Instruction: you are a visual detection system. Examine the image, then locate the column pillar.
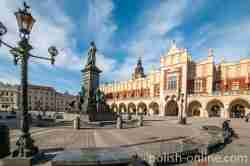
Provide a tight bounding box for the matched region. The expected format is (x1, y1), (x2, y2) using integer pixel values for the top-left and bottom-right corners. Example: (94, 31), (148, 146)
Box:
(203, 108), (209, 118)
(136, 107), (140, 116)
(160, 102), (164, 116)
(246, 108), (250, 115)
(149, 108), (153, 116)
(178, 100), (182, 120)
(159, 68), (167, 117)
(223, 104), (230, 119)
(200, 108), (205, 117)
(199, 103), (205, 117)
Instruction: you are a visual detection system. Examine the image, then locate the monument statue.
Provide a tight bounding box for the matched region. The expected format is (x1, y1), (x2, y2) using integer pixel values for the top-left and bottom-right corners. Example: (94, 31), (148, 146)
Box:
(95, 88), (106, 104)
(86, 41), (97, 66)
(80, 42), (116, 121)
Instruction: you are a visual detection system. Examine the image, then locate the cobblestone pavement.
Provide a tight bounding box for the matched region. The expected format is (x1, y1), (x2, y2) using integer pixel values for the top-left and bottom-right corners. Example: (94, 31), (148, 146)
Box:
(206, 119), (250, 166)
(178, 118), (250, 166)
(9, 127), (62, 150)
(9, 117), (250, 166)
(23, 119), (197, 151)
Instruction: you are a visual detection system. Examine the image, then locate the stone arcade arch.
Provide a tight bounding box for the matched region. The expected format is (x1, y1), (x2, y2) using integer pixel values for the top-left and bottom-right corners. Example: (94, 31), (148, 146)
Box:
(119, 103), (127, 113)
(206, 99), (224, 117)
(187, 101), (202, 117)
(229, 98), (249, 118)
(149, 102), (159, 115)
(128, 103), (136, 114)
(137, 102), (147, 115)
(165, 100), (178, 116)
(110, 103), (118, 112)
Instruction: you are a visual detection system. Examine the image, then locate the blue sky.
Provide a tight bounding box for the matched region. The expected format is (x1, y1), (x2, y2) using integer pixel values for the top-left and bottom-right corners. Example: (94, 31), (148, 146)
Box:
(0, 0), (250, 94)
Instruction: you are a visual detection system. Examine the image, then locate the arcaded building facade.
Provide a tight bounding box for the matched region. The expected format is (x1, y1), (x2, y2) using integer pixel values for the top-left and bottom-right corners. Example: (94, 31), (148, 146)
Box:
(100, 42), (250, 119)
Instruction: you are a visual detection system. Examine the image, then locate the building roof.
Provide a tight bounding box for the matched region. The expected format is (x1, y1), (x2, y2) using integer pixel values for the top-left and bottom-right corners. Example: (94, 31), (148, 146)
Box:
(17, 84), (55, 91)
(0, 82), (19, 91)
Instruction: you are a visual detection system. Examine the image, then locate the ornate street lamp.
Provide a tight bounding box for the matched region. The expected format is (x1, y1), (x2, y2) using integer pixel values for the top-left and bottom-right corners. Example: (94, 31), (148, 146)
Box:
(0, 2), (59, 158)
(0, 22), (7, 48)
(14, 2), (35, 40)
(0, 22), (7, 35)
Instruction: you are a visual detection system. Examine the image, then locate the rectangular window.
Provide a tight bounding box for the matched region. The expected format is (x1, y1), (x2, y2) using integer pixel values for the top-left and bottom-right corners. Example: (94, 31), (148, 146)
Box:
(194, 79), (203, 92)
(232, 81), (240, 90)
(168, 76), (177, 90)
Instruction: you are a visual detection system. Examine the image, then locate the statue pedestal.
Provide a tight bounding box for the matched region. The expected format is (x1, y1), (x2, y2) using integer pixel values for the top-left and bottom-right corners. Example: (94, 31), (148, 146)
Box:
(0, 152), (43, 166)
(88, 110), (117, 122)
(0, 157), (32, 166)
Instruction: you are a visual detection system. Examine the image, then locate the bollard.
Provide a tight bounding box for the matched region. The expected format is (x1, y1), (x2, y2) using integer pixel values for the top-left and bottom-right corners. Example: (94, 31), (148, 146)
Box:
(128, 113), (132, 120)
(74, 117), (80, 130)
(245, 114), (249, 122)
(179, 117), (187, 125)
(116, 115), (123, 129)
(0, 123), (10, 158)
(138, 114), (143, 127)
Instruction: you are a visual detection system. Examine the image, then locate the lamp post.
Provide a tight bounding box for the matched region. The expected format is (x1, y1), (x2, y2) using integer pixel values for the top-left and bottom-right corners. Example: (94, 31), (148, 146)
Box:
(0, 2), (59, 157)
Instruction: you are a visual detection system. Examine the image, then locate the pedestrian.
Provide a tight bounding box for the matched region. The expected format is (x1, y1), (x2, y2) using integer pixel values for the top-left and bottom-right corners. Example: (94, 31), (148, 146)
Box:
(245, 114), (249, 122)
(222, 120), (231, 143)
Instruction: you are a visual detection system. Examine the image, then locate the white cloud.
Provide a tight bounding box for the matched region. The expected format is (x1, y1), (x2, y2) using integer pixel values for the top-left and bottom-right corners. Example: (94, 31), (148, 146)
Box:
(79, 0), (118, 80)
(85, 0), (117, 50)
(81, 51), (116, 74)
(45, 0), (118, 76)
(0, 0), (119, 92)
(110, 0), (190, 81)
(0, 73), (19, 85)
(0, 0), (84, 94)
(0, 0), (81, 71)
(191, 20), (250, 62)
(0, 1), (20, 59)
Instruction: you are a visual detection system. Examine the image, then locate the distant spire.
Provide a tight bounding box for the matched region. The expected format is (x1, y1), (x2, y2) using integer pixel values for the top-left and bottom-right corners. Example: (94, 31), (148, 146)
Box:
(208, 48), (214, 57)
(171, 40), (177, 48)
(132, 56), (145, 80)
(221, 56), (225, 63)
(137, 56), (142, 66)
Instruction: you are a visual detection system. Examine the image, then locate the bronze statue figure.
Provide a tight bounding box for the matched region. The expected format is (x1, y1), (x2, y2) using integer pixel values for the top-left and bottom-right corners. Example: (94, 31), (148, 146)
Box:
(86, 41), (97, 66)
(95, 88), (105, 104)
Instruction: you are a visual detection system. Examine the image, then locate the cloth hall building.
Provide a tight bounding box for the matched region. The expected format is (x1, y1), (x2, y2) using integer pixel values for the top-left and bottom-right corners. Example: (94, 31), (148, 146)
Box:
(100, 42), (250, 119)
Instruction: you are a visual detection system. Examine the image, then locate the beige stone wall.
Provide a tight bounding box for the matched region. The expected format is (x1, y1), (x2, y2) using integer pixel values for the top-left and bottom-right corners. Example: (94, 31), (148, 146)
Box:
(56, 92), (78, 112)
(0, 83), (79, 113)
(220, 59), (250, 80)
(0, 87), (19, 111)
(26, 85), (56, 112)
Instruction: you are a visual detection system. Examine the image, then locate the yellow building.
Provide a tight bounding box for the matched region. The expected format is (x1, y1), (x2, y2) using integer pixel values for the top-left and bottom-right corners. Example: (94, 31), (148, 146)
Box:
(0, 83), (19, 112)
(100, 41), (250, 119)
(0, 82), (79, 113)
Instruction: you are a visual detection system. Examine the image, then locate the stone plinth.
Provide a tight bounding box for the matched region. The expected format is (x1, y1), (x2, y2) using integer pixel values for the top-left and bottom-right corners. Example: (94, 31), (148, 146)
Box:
(0, 157), (32, 166)
(51, 148), (131, 166)
(81, 65), (101, 116)
(0, 153), (43, 166)
(88, 110), (117, 122)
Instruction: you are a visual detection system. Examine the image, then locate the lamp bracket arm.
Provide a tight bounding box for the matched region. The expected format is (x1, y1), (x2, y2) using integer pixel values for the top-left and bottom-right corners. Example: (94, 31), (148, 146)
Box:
(0, 39), (15, 50)
(29, 54), (52, 61)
